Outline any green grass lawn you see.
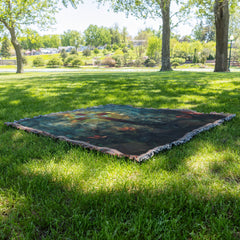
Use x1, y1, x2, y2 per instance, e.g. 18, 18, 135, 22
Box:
0, 71, 239, 239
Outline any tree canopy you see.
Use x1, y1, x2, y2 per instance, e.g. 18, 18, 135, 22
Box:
96, 0, 183, 71
0, 36, 11, 59
0, 0, 59, 30
61, 30, 83, 49
187, 0, 239, 71
0, 0, 82, 73
84, 25, 111, 47
229, 5, 240, 40
0, 0, 61, 72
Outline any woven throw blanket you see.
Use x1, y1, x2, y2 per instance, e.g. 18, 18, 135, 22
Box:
5, 104, 235, 162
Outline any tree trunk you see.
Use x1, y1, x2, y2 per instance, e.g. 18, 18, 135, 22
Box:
160, 0, 172, 71
9, 27, 24, 73
214, 0, 229, 72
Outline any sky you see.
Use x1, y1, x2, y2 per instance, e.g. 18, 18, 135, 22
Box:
40, 1, 195, 37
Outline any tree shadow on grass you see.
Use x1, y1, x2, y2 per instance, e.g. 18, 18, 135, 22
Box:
1, 71, 239, 171
1, 117, 240, 239
0, 71, 216, 119
0, 137, 240, 239
0, 71, 240, 239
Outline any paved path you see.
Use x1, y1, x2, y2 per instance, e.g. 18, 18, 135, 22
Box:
0, 68, 239, 73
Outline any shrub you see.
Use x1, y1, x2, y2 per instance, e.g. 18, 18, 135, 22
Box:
70, 48, 78, 55
82, 49, 91, 57
60, 49, 68, 60
71, 57, 83, 67
173, 50, 187, 59
64, 56, 83, 67
170, 58, 185, 65
64, 56, 75, 66
112, 44, 119, 51
208, 54, 215, 60
133, 58, 143, 67
126, 60, 134, 67
112, 55, 123, 67
94, 48, 99, 54
122, 47, 128, 53
171, 62, 180, 68
232, 48, 240, 62
106, 45, 112, 51
22, 56, 28, 65
193, 54, 199, 63
103, 49, 108, 55
94, 58, 101, 66
200, 56, 207, 64
47, 57, 62, 68
147, 36, 161, 62
123, 53, 130, 67
114, 49, 124, 55
193, 49, 199, 63
129, 43, 134, 50
102, 57, 116, 67
120, 43, 126, 48
33, 56, 45, 67
144, 58, 156, 67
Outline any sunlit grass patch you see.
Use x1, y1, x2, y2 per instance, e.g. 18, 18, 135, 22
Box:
0, 71, 239, 239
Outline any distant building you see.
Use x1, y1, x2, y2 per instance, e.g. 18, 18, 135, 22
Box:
132, 40, 147, 47
78, 45, 89, 52
97, 46, 106, 50
58, 46, 75, 53
24, 50, 41, 55
39, 48, 58, 54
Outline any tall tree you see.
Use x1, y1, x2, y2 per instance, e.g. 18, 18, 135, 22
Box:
193, 20, 216, 42
214, 0, 229, 72
0, 0, 82, 73
134, 28, 154, 42
188, 0, 239, 72
84, 25, 111, 47
21, 29, 42, 51
1, 36, 11, 59
109, 24, 122, 46
0, 0, 60, 73
42, 34, 62, 48
96, 0, 178, 71
61, 30, 83, 49
39, 34, 61, 48
146, 36, 162, 62
160, 0, 172, 71
121, 27, 129, 44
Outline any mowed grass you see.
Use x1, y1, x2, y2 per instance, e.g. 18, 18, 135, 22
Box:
0, 71, 239, 239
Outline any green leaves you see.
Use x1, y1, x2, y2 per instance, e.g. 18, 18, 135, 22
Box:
62, 0, 83, 9
61, 30, 83, 48
0, 0, 60, 31
84, 25, 111, 47
0, 0, 83, 73
0, 36, 11, 58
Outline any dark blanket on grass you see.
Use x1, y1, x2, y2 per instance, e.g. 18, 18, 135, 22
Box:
5, 104, 235, 162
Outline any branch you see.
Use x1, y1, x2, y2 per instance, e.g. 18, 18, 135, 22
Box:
0, 17, 11, 30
